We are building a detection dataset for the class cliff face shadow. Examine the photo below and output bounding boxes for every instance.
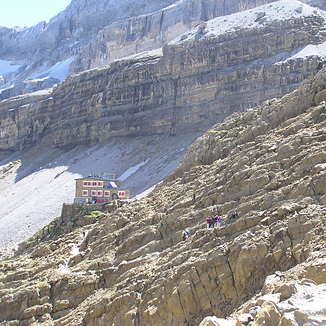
[9,133,201,190]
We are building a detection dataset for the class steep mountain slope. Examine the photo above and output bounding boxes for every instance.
[0,0,325,99]
[1,0,326,260]
[0,59,325,325]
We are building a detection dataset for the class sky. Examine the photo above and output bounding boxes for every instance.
[0,0,71,28]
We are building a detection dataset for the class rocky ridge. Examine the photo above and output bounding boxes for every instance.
[0,62,325,325]
[1,0,326,152]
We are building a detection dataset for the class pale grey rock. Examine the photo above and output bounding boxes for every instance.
[0,0,325,94]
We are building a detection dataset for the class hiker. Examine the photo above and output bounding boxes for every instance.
[182,229,191,241]
[213,215,217,227]
[206,216,213,228]
[229,211,239,220]
[214,215,222,227]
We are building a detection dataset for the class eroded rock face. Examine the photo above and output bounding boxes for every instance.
[0,61,325,326]
[2,0,274,90]
[1,3,326,151]
[0,0,325,96]
[0,0,279,73]
[0,0,178,65]
[77,0,279,70]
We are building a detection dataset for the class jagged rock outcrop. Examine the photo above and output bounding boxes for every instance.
[0,60,325,326]
[1,0,326,152]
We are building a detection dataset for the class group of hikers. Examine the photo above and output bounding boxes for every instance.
[206,215,222,228]
[206,211,239,228]
[182,211,239,240]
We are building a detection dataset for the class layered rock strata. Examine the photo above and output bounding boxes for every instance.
[1,2,326,151]
[0,79,57,102]
[78,0,278,70]
[0,61,325,326]
[0,0,285,73]
[2,0,276,88]
[1,0,325,97]
[80,0,326,70]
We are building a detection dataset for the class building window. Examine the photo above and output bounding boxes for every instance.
[92,182,97,186]
[118,191,126,197]
[97,190,103,197]
[83,181,88,186]
[98,181,103,187]
[104,191,110,197]
[82,190,88,196]
[91,190,97,196]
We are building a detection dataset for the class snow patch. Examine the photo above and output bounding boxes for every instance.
[133,185,156,200]
[162,0,184,11]
[279,282,326,325]
[4,88,53,99]
[27,76,51,83]
[170,0,326,45]
[118,159,150,182]
[35,57,74,81]
[283,41,326,61]
[58,260,70,274]
[71,245,80,256]
[116,48,163,62]
[0,59,21,75]
[27,89,53,97]
[0,84,14,94]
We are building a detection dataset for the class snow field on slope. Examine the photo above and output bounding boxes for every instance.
[278,282,326,324]
[0,59,21,75]
[118,159,150,182]
[171,0,326,44]
[285,41,326,61]
[35,57,75,81]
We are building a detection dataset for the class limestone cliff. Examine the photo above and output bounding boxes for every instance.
[0,0,279,74]
[1,0,326,152]
[79,0,326,70]
[0,0,325,99]
[77,0,277,70]
[2,0,271,91]
[0,59,325,326]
